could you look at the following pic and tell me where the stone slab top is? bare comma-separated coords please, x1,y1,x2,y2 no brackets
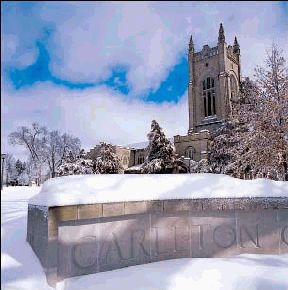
28,174,288,207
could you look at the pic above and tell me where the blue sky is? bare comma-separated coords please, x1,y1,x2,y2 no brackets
2,1,288,158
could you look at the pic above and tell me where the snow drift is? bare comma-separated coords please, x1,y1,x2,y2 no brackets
29,173,288,207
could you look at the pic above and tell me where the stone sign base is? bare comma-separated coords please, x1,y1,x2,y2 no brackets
27,198,288,287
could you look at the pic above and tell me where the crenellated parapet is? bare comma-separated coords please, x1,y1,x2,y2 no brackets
193,45,219,62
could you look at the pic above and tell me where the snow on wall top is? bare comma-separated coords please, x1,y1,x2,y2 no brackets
28,174,288,207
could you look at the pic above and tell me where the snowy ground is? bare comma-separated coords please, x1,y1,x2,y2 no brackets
2,185,288,290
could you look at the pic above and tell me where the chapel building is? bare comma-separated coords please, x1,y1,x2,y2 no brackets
88,23,241,168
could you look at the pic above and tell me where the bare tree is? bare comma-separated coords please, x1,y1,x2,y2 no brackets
9,123,81,182
209,44,288,181
9,123,48,185
43,131,81,178
253,44,288,180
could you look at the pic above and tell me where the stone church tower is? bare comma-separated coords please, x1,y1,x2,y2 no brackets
174,23,241,161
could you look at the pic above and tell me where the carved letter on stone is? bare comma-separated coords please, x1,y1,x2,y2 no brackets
281,226,288,246
191,224,208,250
239,224,261,248
130,229,149,258
173,226,189,253
99,232,124,266
153,227,170,256
72,236,97,269
213,225,236,248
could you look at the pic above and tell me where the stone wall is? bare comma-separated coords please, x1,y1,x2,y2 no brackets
27,198,288,287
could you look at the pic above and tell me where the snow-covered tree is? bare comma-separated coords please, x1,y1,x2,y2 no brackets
94,143,123,174
209,115,251,178
252,44,288,180
9,123,48,185
190,159,212,173
56,149,95,176
4,154,17,185
3,155,32,185
15,159,26,176
43,131,81,178
142,120,187,173
9,123,81,182
24,157,35,185
209,44,288,181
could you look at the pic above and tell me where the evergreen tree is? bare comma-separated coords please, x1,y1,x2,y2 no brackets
15,159,26,176
56,149,96,176
142,120,187,173
94,143,123,174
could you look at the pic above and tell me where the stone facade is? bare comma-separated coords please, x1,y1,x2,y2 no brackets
174,130,210,162
88,23,241,168
87,145,134,169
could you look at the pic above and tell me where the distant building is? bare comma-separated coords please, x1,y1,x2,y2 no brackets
88,23,241,169
87,144,148,170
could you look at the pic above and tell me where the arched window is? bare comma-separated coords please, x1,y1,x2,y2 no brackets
185,146,195,159
230,75,238,100
202,77,216,117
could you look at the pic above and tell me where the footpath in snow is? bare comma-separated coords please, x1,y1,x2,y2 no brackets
29,173,288,207
1,181,288,290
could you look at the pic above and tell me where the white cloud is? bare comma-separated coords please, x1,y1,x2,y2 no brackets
3,2,287,93
1,82,188,159
36,2,288,93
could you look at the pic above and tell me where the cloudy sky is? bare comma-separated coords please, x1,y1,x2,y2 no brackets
2,1,288,159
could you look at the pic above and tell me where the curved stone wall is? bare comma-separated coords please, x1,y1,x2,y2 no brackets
27,198,288,287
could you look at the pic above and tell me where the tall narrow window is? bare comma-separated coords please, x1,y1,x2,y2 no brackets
212,90,216,115
203,77,216,117
230,75,238,100
138,156,144,164
207,91,211,116
185,146,195,159
204,94,207,116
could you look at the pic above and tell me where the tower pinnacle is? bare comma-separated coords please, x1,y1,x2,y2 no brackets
218,23,225,44
189,35,194,52
233,36,240,53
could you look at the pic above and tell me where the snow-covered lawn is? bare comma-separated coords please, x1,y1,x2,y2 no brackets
1,186,51,290
2,185,288,290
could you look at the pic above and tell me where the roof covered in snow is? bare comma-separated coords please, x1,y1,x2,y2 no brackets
28,174,288,207
127,137,174,150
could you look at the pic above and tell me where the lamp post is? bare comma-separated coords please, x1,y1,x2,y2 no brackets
1,154,6,191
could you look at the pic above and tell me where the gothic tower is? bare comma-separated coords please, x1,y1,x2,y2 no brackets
188,23,241,134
